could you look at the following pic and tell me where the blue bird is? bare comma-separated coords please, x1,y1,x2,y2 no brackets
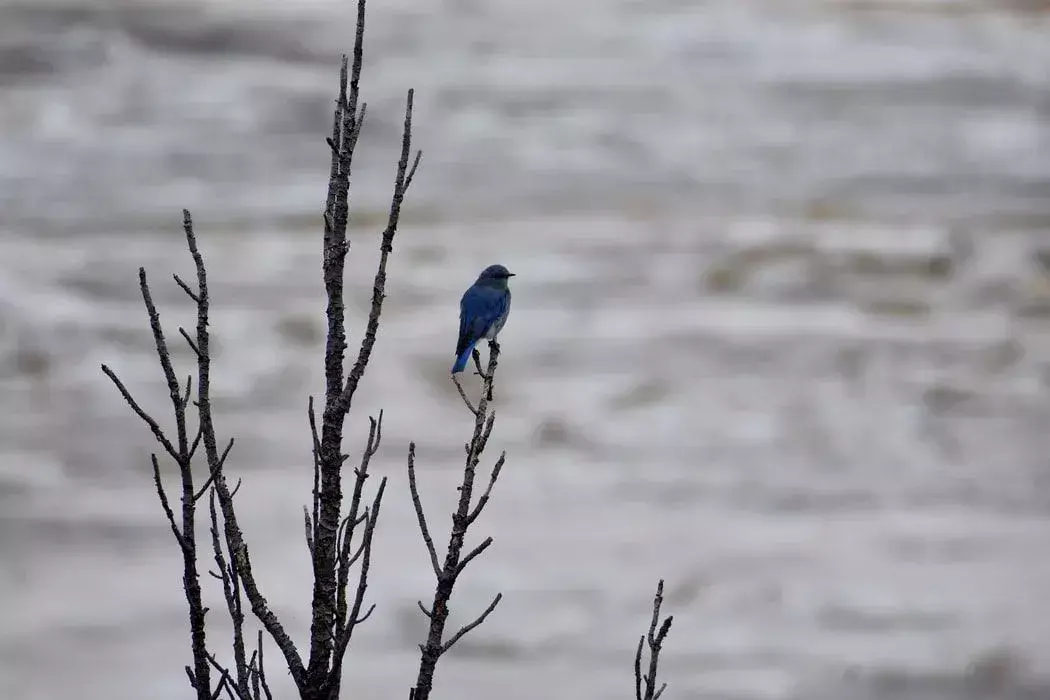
452,264,515,374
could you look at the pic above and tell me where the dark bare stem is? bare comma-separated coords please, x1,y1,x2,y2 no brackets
101,263,211,698
634,580,674,700
101,365,178,461
467,452,505,526
310,2,418,687
308,396,321,556
193,437,234,503
440,593,502,654
179,209,307,690
406,443,441,578
325,479,387,698
455,537,493,576
410,342,506,700
209,490,250,699
180,326,202,358
327,412,383,696
207,655,244,700
109,0,424,696
151,454,186,551
256,631,273,700
174,273,200,304
450,374,478,416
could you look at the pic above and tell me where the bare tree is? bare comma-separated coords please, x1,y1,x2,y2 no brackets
103,0,418,697
102,1,676,699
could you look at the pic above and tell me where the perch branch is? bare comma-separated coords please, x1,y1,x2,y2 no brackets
409,341,506,700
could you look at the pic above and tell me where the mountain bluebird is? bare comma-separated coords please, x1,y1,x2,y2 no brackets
452,264,515,374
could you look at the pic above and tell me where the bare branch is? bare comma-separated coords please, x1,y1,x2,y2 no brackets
416,600,433,619
407,443,441,579
174,273,200,304
255,631,273,700
190,422,204,459
303,506,314,556
411,341,505,700
333,412,383,662
341,88,416,409
440,593,503,655
467,452,505,525
207,655,246,700
101,365,179,461
180,326,202,358
178,209,306,690
404,150,423,192
209,490,250,698
326,478,387,697
634,580,674,700
309,1,386,680
451,374,478,416
308,395,321,553
455,537,493,577
193,437,234,503
151,454,186,551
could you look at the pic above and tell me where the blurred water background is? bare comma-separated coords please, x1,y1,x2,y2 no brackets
2,0,1050,698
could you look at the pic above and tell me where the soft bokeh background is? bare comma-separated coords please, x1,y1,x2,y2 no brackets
2,0,1050,698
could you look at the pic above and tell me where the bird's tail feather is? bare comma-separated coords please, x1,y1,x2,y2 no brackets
451,342,476,374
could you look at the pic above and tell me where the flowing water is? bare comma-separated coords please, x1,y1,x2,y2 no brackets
2,1,1050,698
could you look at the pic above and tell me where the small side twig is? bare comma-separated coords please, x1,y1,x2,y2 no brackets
451,374,478,416
440,593,502,655
407,443,441,579
193,437,235,503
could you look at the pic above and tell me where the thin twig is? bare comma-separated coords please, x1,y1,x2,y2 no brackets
174,273,200,304
256,630,273,700
455,537,493,576
308,395,321,555
467,452,505,525
325,478,387,698
340,88,417,409
407,443,441,579
332,413,383,666
151,454,186,551
101,366,179,461
207,655,246,700
209,489,250,698
451,374,478,416
440,593,502,654
180,326,202,358
193,437,235,503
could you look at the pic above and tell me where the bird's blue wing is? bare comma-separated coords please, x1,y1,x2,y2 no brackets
456,285,508,357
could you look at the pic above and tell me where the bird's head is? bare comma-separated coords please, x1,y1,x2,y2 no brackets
476,264,515,289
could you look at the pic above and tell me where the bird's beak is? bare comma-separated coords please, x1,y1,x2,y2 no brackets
507,272,516,277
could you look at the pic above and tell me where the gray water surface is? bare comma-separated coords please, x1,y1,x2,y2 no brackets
2,1,1050,699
